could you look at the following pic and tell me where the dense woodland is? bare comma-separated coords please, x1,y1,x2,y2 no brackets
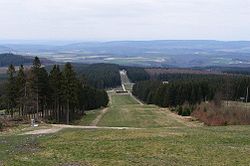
194,66,250,76
2,55,250,123
0,53,33,67
132,74,250,108
122,66,150,82
76,63,121,89
1,57,109,124
156,73,221,81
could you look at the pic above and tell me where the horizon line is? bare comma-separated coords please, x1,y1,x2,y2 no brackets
1,39,250,44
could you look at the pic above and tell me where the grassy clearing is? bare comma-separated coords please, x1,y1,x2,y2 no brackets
1,126,250,166
98,94,186,128
1,94,250,165
111,94,138,105
72,109,102,126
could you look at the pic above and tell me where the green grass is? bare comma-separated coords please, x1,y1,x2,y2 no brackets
111,94,138,105
1,94,250,165
72,109,102,126
124,83,133,91
98,94,186,128
1,126,250,166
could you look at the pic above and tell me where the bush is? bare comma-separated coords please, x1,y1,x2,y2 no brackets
177,106,183,115
182,107,191,116
174,104,193,116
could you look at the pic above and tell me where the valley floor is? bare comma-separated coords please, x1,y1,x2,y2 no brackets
1,93,250,166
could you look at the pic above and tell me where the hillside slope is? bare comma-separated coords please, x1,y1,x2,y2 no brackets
0,53,33,67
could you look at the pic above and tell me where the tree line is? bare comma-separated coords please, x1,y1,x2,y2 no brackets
76,63,121,89
122,66,150,82
2,57,109,124
132,74,250,108
0,53,33,67
156,73,221,81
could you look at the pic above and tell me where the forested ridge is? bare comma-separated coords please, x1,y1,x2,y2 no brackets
122,66,150,82
76,63,121,89
156,73,221,81
132,74,250,107
0,53,33,67
1,57,109,124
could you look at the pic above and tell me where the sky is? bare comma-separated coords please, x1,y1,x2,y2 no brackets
0,0,250,41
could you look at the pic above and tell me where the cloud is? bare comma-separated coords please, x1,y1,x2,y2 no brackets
0,0,250,40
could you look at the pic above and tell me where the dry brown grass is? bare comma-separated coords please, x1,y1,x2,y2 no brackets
192,102,250,126
0,116,31,132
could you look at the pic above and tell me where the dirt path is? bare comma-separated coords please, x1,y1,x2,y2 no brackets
21,92,201,136
129,92,144,105
22,124,141,135
108,93,112,105
21,127,63,135
90,94,112,126
21,109,202,135
90,108,109,126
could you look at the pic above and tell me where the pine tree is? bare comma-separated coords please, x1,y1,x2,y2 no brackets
6,64,17,117
61,63,79,124
31,56,42,119
27,57,50,119
33,56,41,68
16,65,26,116
49,65,62,122
24,70,37,118
37,68,50,118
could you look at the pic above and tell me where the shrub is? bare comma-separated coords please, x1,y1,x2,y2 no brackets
192,102,250,126
170,107,176,112
174,104,193,116
177,106,183,115
182,107,191,116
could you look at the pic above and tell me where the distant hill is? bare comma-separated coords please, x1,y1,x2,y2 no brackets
0,53,33,67
58,40,250,54
1,40,250,67
0,45,11,53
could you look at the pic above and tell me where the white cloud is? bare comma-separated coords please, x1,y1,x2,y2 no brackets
0,0,250,40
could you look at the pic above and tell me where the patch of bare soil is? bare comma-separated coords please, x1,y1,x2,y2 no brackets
22,127,63,135
22,124,141,135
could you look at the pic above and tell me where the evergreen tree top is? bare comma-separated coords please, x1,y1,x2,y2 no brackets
7,64,15,77
33,56,41,68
